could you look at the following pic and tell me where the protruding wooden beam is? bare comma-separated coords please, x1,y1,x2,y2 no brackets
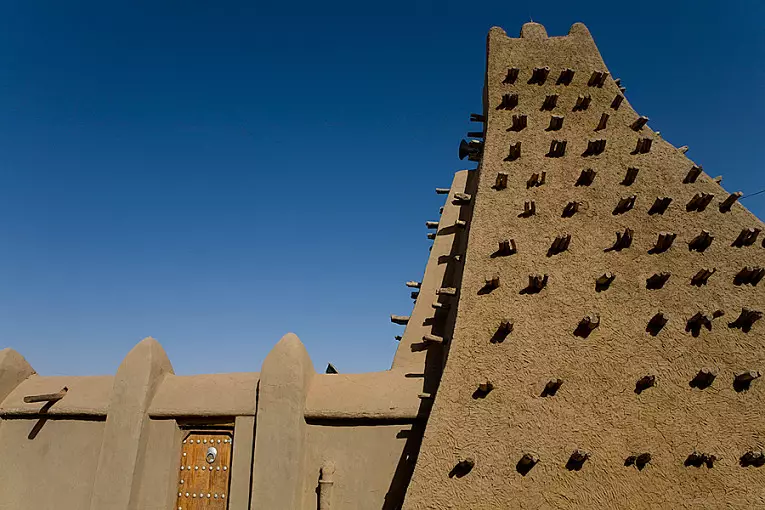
606,228,634,252
633,138,652,154
541,378,563,397
422,334,444,344
688,230,714,252
469,113,485,123
621,167,639,186
686,192,715,212
541,94,558,111
576,168,596,186
495,239,517,257
734,266,765,286
521,274,548,294
573,94,591,111
547,234,571,256
686,312,713,337
646,272,671,290
566,449,590,470
648,197,672,215
611,94,624,110
528,66,550,85
684,166,702,184
691,268,716,286
588,71,609,87
678,145,689,154
482,274,500,293
625,453,652,470
23,386,68,404
557,68,574,85
494,172,509,190
526,171,546,188
574,315,600,338
613,195,636,215
503,67,520,84
453,192,472,204
562,201,580,218
516,453,539,475
518,201,536,218
595,113,609,131
686,451,718,468
473,381,494,398
595,273,615,292
547,140,567,158
646,313,668,336
583,139,606,156
435,188,450,195
505,141,522,161
491,319,514,344
728,308,762,332
719,191,743,213
425,221,439,229
630,116,649,131
732,228,760,247
740,451,765,467
547,115,564,131
508,114,528,132
649,232,677,254
449,457,475,478
390,315,410,325
635,375,656,394
734,370,762,392
497,93,519,110
690,368,717,389
406,281,421,289
427,233,436,240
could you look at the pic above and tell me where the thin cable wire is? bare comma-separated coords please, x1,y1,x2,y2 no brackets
741,189,765,200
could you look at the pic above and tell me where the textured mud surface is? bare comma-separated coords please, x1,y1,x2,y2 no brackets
403,22,765,509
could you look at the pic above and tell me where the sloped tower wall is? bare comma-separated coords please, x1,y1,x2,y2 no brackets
403,22,765,509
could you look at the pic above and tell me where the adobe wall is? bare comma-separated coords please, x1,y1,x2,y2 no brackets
302,424,410,509
402,23,765,509
0,419,104,510
0,308,451,509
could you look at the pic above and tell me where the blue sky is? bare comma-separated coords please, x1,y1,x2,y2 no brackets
1,1,763,376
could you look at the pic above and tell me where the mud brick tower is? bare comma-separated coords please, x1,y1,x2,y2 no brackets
402,22,765,509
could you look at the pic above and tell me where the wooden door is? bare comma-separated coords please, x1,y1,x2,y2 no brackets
175,431,233,510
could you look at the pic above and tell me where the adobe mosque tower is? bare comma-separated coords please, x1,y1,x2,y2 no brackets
401,22,765,509
0,22,762,510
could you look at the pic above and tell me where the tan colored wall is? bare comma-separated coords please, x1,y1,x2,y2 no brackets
0,325,435,509
302,424,411,509
0,419,105,510
403,22,765,509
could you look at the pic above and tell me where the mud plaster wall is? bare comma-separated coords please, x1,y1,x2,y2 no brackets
301,424,410,509
0,335,426,509
403,23,765,509
0,419,105,509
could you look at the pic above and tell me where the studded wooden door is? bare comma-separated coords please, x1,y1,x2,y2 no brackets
175,431,233,510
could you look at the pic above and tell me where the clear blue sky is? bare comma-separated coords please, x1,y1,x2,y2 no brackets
1,1,763,376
